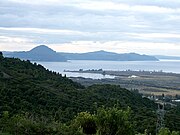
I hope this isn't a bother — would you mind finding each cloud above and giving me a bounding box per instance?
[74,1,180,14]
[0,27,87,35]
[126,33,180,43]
[0,35,33,43]
[1,0,180,56]
[0,35,35,51]
[49,41,180,56]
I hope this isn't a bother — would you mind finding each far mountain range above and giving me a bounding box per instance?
[3,45,179,62]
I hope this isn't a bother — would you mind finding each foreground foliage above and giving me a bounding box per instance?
[0,107,179,135]
[0,53,180,134]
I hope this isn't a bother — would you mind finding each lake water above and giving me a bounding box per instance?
[36,60,180,79]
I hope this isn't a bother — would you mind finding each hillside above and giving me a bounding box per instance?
[4,45,67,62]
[0,53,179,134]
[59,50,159,61]
[0,53,156,118]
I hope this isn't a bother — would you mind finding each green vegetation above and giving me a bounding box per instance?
[0,107,179,135]
[0,106,134,135]
[137,128,179,135]
[0,52,3,60]
[0,53,180,134]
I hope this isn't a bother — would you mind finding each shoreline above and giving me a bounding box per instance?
[66,69,180,96]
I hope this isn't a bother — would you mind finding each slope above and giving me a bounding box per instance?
[0,53,179,134]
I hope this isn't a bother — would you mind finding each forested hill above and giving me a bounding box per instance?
[0,52,179,134]
[0,52,155,114]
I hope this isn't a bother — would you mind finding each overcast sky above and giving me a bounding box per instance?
[0,0,180,56]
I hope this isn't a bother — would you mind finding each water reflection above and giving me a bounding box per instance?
[62,72,115,79]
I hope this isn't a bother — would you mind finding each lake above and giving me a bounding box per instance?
[36,60,180,79]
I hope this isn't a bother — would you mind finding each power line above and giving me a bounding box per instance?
[156,102,165,135]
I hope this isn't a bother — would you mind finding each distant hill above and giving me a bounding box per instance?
[59,50,159,61]
[154,55,180,60]
[4,45,67,62]
[3,46,158,61]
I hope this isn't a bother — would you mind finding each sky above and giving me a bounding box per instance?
[0,0,180,56]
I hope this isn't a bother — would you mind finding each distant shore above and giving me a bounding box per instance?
[66,69,180,96]
[64,69,180,77]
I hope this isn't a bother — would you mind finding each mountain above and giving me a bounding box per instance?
[154,55,180,60]
[4,46,158,61]
[4,45,67,62]
[59,50,159,61]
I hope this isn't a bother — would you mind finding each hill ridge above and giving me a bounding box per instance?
[3,45,158,61]
[3,45,67,62]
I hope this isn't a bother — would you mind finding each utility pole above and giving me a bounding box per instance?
[156,103,165,135]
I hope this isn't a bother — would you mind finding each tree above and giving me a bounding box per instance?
[73,112,97,135]
[72,106,134,135]
[158,128,171,135]
[0,71,3,77]
[158,128,179,135]
[0,111,10,133]
[0,52,3,60]
[95,106,134,135]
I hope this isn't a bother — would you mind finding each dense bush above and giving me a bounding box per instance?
[0,55,180,134]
